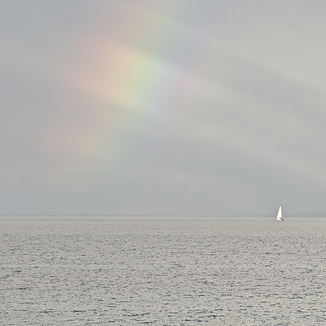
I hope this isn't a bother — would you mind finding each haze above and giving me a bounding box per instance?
[1,0,326,216]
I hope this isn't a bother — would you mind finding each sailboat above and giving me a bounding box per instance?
[276,206,283,221]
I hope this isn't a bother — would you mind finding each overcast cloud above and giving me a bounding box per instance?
[1,0,326,216]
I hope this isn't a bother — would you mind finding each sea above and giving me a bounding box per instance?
[1,216,326,325]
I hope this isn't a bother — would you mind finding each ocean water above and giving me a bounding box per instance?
[1,217,326,325]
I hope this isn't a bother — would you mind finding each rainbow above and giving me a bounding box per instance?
[53,2,215,165]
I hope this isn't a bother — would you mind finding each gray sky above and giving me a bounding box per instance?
[1,0,326,216]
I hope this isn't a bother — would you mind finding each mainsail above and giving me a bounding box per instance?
[276,206,283,221]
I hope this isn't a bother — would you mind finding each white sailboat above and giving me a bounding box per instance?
[276,206,283,221]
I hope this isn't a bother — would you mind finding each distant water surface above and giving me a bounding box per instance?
[1,217,326,325]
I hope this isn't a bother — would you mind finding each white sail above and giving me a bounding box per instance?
[276,206,283,220]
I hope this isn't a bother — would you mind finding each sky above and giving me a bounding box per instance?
[1,0,326,216]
